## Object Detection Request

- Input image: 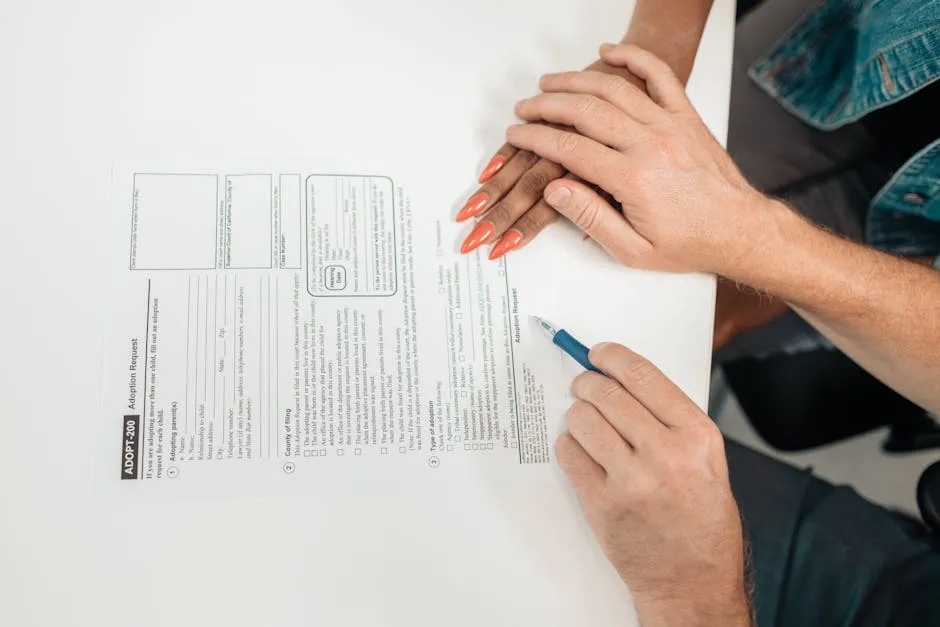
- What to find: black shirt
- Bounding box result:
[863,80,940,164]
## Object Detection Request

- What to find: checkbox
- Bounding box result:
[455,436,461,442]
[337,449,345,456]
[399,446,406,453]
[319,449,327,456]
[511,442,517,448]
[304,450,311,457]
[355,448,362,455]
[381,447,388,454]
[472,443,479,450]
[447,445,453,451]
[460,391,467,398]
[459,355,465,363]
[464,443,471,451]
[455,312,462,320]
[487,443,494,450]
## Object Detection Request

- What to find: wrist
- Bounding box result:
[714,195,798,288]
[622,2,710,83]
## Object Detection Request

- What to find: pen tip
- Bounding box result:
[530,315,557,338]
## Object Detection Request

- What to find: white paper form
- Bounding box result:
[103,163,609,495]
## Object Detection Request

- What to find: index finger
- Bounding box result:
[588,342,703,428]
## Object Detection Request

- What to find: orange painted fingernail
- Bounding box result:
[456,192,489,222]
[582,233,591,241]
[460,221,495,254]
[488,229,524,260]
[478,156,506,184]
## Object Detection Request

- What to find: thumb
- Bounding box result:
[543,179,651,265]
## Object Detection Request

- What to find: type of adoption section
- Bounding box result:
[306,175,397,297]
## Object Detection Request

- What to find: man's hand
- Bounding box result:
[559,342,750,626]
[505,43,767,275]
[454,61,644,259]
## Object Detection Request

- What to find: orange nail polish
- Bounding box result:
[460,221,495,254]
[488,229,524,260]
[456,192,489,222]
[478,156,506,184]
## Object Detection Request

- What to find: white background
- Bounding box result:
[0,0,733,625]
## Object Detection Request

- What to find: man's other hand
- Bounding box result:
[557,342,751,626]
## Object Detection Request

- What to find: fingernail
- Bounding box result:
[478,156,505,184]
[581,233,590,241]
[488,229,524,260]
[460,221,495,254]
[599,43,615,53]
[456,192,489,222]
[546,186,571,208]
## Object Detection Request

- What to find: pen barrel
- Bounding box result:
[553,330,602,374]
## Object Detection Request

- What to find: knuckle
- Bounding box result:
[515,201,559,232]
[572,198,602,231]
[556,132,581,155]
[482,178,505,199]
[518,150,540,169]
[696,420,725,452]
[575,94,598,116]
[482,202,512,227]
[621,359,659,388]
[647,134,675,158]
[594,379,623,404]
[602,74,632,99]
[519,169,551,195]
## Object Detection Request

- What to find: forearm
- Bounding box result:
[621,0,713,83]
[729,200,940,414]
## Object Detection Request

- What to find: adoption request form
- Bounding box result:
[103,164,564,492]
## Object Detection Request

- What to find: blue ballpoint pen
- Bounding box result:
[531,316,603,374]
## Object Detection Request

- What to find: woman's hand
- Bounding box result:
[504,43,768,275]
[560,342,750,626]
[456,61,645,260]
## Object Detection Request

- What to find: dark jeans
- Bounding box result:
[727,439,940,626]
[723,350,927,451]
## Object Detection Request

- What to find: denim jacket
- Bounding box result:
[748,0,940,256]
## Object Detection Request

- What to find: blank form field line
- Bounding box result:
[203,275,209,418]
[195,276,202,451]
[267,275,272,460]
[275,277,279,459]
[259,275,263,460]
[184,276,192,439]
[212,275,219,429]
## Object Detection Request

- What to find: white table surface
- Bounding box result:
[0,1,734,625]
